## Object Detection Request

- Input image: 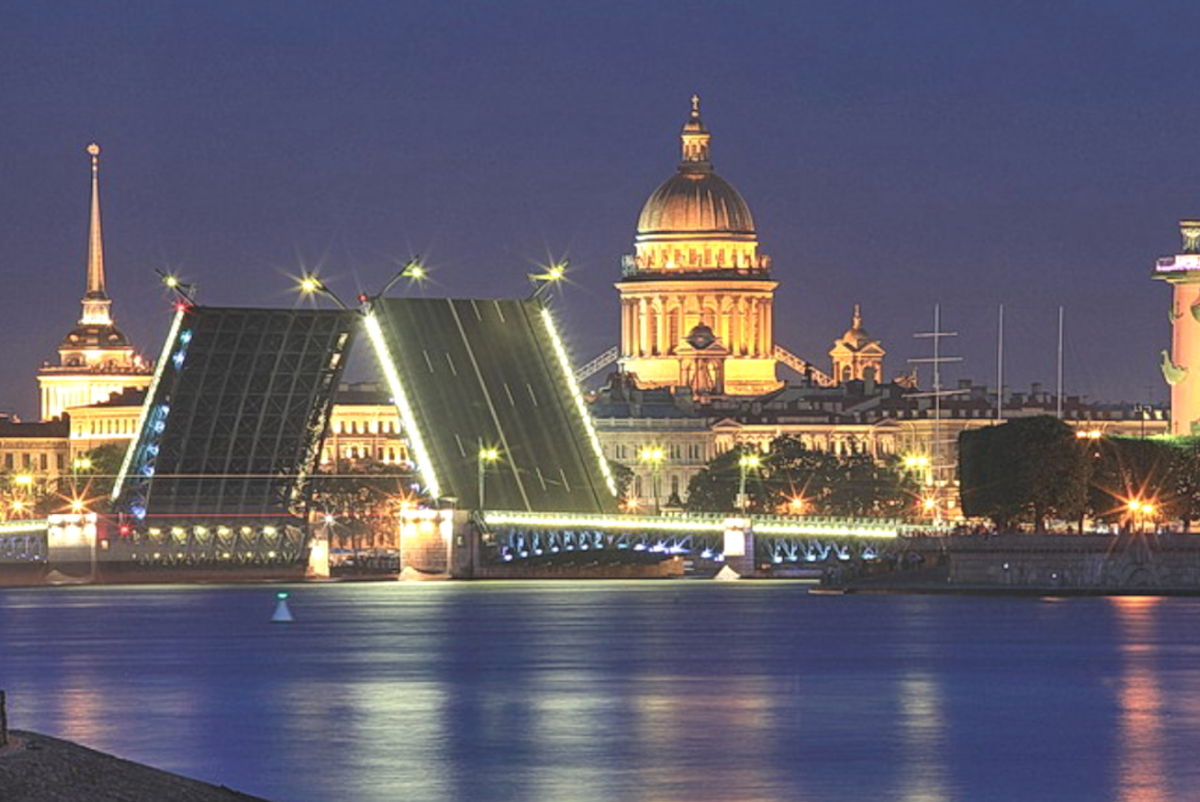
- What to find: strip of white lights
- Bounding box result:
[365,312,441,500]
[483,510,901,538]
[0,519,47,535]
[539,306,619,497]
[755,522,899,539]
[111,306,187,502]
[484,511,725,532]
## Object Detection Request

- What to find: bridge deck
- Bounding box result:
[369,298,616,513]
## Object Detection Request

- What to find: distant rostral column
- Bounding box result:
[37,144,151,420]
[1154,219,1200,435]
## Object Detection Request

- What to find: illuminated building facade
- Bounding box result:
[616,97,781,396]
[1154,219,1200,435]
[38,144,151,421]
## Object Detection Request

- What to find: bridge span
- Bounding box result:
[398,507,946,579]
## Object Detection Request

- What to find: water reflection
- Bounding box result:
[627,675,790,802]
[897,674,948,802]
[1111,596,1167,802]
[6,585,1200,802]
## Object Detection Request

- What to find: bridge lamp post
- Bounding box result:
[299,275,351,311]
[478,446,500,510]
[528,261,567,300]
[737,452,760,512]
[639,447,665,516]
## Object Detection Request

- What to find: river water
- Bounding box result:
[1,581,1198,802]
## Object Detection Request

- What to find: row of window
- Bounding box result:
[608,443,706,462]
[3,452,65,471]
[319,445,408,464]
[632,473,683,499]
[331,419,401,435]
[82,417,138,436]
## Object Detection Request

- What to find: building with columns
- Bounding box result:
[37,144,152,421]
[616,97,781,396]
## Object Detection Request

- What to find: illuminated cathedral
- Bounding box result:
[617,96,783,396]
[614,97,880,396]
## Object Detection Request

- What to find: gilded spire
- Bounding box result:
[80,142,113,326]
[680,94,711,169]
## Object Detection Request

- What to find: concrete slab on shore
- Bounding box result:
[0,731,275,802]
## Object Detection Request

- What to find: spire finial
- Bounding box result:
[80,141,112,326]
[680,95,711,168]
[853,304,862,329]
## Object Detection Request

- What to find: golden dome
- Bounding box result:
[637,172,755,238]
[636,96,756,241]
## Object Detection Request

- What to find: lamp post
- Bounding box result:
[478,444,500,510]
[528,261,567,300]
[639,446,665,516]
[11,474,33,519]
[737,450,760,513]
[299,275,351,310]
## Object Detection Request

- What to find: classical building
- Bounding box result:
[37,144,152,421]
[616,97,782,396]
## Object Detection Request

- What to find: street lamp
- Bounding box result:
[528,261,567,300]
[639,446,665,516]
[737,450,761,512]
[478,445,500,510]
[298,274,351,310]
[374,257,428,300]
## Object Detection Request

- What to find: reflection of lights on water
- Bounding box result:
[1111,596,1168,802]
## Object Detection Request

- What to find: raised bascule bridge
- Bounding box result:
[1,293,923,585]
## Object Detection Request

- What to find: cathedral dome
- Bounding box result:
[635,96,756,242]
[637,171,755,238]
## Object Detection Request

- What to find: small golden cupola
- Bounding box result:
[829,305,886,385]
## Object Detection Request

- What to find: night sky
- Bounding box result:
[3,1,1199,418]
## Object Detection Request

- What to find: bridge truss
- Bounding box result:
[478,510,924,568]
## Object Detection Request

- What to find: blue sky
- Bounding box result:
[2,0,1198,416]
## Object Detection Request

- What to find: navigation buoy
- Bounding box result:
[271,591,294,623]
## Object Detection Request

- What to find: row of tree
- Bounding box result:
[960,415,1200,531]
[684,435,920,517]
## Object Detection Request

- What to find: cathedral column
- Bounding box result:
[764,297,773,354]
[656,296,668,355]
[628,298,638,355]
[638,298,648,357]
[748,298,759,355]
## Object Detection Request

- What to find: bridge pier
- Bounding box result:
[399,508,475,577]
[722,517,756,577]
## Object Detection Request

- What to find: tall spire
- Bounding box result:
[680,94,712,170]
[80,142,112,326]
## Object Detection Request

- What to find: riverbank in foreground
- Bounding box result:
[0,731,274,802]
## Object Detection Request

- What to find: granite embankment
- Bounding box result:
[0,730,275,802]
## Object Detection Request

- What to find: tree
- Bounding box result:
[959,416,1089,531]
[309,458,419,550]
[685,435,917,518]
